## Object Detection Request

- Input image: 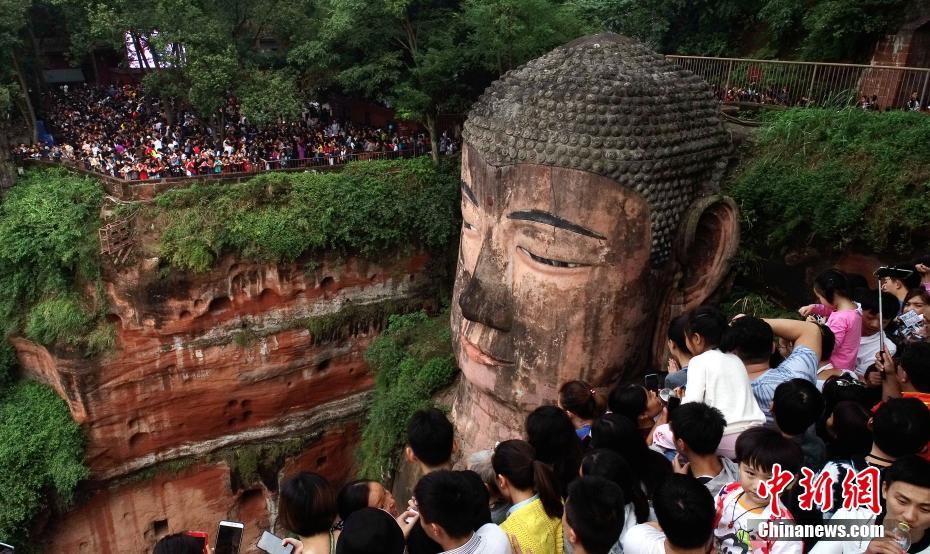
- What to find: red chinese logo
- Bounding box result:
[797,467,835,513]
[841,467,881,514]
[756,463,795,517]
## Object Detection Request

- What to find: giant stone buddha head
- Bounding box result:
[450,33,739,450]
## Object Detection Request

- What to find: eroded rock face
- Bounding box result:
[16,252,437,477]
[41,422,361,554]
[13,250,443,549]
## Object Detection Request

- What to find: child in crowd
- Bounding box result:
[669,402,739,496]
[563,477,626,554]
[713,427,804,554]
[680,307,766,458]
[799,269,862,374]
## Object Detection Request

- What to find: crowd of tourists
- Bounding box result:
[151,257,930,554]
[712,82,930,112]
[10,84,453,181]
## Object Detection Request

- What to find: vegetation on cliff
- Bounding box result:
[154,157,461,272]
[358,310,457,480]
[0,380,88,547]
[726,108,930,273]
[0,168,112,353]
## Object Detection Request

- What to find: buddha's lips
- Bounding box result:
[460,332,513,366]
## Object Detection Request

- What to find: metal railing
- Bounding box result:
[666,55,930,111]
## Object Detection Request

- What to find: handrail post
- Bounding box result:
[808,64,819,102]
[724,60,734,98]
[920,70,930,109]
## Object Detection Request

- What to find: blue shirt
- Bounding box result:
[575,424,591,441]
[751,346,818,424]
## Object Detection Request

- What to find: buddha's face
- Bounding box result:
[451,144,668,410]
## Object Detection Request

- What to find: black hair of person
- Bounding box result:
[492,440,563,519]
[526,405,583,497]
[846,273,870,292]
[652,475,716,549]
[668,313,691,355]
[559,380,608,420]
[337,480,374,521]
[590,413,671,495]
[735,426,804,475]
[685,306,728,348]
[899,342,930,393]
[720,316,774,363]
[580,448,650,523]
[407,408,454,467]
[335,508,406,554]
[823,401,872,459]
[607,384,648,422]
[773,378,825,436]
[278,472,337,537]
[814,269,851,304]
[565,477,626,554]
[669,402,727,455]
[873,398,930,458]
[153,533,206,554]
[413,470,481,540]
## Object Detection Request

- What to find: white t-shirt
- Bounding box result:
[682,350,766,434]
[856,333,896,377]
[714,482,802,554]
[620,523,667,554]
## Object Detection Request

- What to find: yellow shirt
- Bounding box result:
[500,497,564,554]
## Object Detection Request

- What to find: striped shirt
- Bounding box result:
[751,346,818,424]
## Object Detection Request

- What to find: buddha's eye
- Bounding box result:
[463,221,476,231]
[519,246,588,269]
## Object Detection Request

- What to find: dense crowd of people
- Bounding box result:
[149,256,930,554]
[710,81,930,112]
[11,84,453,181]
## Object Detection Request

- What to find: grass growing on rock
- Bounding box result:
[726,108,930,261]
[0,168,110,353]
[357,310,457,481]
[154,157,461,272]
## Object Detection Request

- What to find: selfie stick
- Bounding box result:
[877,277,886,358]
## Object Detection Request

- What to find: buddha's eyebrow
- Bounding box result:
[461,180,478,206]
[507,210,606,240]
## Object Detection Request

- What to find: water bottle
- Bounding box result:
[887,521,911,551]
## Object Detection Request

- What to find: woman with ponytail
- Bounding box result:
[558,380,608,443]
[492,439,564,554]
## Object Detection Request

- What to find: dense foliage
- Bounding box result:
[357,310,457,481]
[0,168,110,351]
[0,381,88,547]
[727,108,930,268]
[155,156,461,272]
[573,0,910,60]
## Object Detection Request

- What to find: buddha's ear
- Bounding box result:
[649,195,740,365]
[674,195,740,312]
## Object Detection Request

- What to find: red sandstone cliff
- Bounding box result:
[14,250,443,551]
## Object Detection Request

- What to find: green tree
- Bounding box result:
[0,381,88,546]
[292,0,586,163]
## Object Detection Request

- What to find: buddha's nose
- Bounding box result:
[458,233,513,333]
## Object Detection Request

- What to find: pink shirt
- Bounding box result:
[812,305,862,371]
